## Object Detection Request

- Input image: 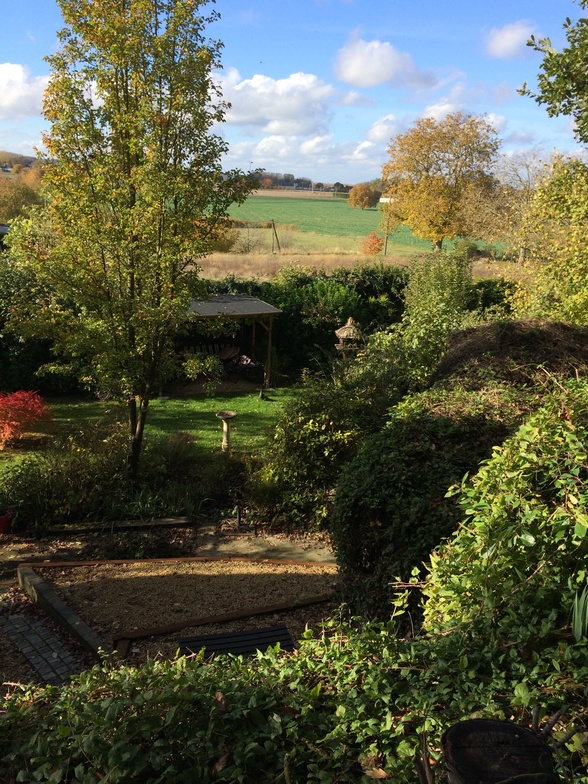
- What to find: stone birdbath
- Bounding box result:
[216,410,237,454]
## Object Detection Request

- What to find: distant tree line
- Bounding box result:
[0,151,37,170]
[255,171,352,192]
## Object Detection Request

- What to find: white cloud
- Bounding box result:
[421,82,488,121]
[345,140,376,162]
[503,130,539,145]
[300,135,335,155]
[338,91,373,107]
[334,35,437,89]
[0,63,48,120]
[217,69,336,136]
[486,112,507,134]
[422,98,460,122]
[366,114,401,144]
[485,21,535,60]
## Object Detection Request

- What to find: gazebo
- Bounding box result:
[188,294,281,386]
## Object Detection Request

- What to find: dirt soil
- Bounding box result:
[0,524,337,691]
[37,558,339,665]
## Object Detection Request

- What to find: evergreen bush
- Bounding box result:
[331,386,525,616]
[423,381,588,639]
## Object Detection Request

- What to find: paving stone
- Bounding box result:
[0,613,84,684]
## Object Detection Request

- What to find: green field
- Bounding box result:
[228,195,432,249]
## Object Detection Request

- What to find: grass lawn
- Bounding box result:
[4,387,295,464]
[147,388,294,454]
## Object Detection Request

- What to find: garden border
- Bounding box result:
[17,555,338,661]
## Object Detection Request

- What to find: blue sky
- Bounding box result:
[0,0,583,183]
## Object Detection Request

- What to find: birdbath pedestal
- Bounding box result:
[216,410,237,453]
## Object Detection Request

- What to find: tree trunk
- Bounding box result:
[434,239,443,252]
[127,397,149,483]
[518,245,527,264]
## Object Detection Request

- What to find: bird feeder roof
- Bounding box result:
[335,317,362,341]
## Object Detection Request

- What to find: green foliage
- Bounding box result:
[2,615,588,783]
[249,373,369,528]
[453,237,479,259]
[182,352,224,395]
[249,252,486,531]
[331,386,525,616]
[0,423,230,533]
[465,277,515,316]
[0,252,82,394]
[522,3,588,146]
[572,584,588,642]
[208,262,409,378]
[400,251,473,387]
[511,157,588,325]
[423,381,588,639]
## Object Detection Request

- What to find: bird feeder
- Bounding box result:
[216,410,237,453]
[335,317,363,360]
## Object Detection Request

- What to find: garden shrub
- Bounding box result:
[0,390,50,449]
[0,253,84,395]
[248,253,491,533]
[400,251,472,388]
[329,261,408,329]
[465,276,516,316]
[452,237,479,258]
[362,231,384,255]
[0,424,230,533]
[331,386,527,617]
[249,372,368,529]
[2,613,588,782]
[423,381,588,639]
[207,263,409,379]
[249,332,409,529]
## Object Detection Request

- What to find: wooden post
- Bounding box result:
[264,315,273,387]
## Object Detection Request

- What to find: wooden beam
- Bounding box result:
[112,592,336,646]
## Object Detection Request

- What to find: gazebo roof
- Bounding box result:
[188,294,281,319]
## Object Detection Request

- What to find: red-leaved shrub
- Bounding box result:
[362,231,384,255]
[0,391,50,449]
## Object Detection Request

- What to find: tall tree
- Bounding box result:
[460,149,551,262]
[511,155,588,325]
[521,3,588,145]
[6,0,254,479]
[514,4,588,323]
[348,182,381,209]
[381,112,500,251]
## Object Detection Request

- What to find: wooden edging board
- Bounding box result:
[113,592,336,658]
[17,556,339,662]
[18,555,336,569]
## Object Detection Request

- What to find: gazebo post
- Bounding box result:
[264,315,273,387]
